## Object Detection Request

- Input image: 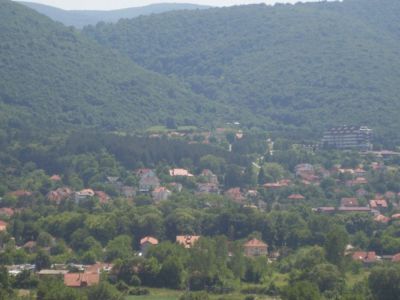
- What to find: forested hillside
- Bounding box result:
[83,0,400,145]
[20,2,210,28]
[0,0,221,132]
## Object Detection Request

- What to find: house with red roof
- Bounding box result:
[243,238,268,257]
[369,199,388,212]
[152,187,171,203]
[47,187,73,204]
[391,213,400,220]
[288,194,305,200]
[64,273,100,287]
[49,174,62,182]
[140,236,159,255]
[94,191,110,204]
[374,214,391,224]
[352,251,378,265]
[176,235,200,249]
[0,220,8,232]
[392,253,400,262]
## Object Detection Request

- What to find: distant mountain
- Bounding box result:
[19,2,210,28]
[83,0,400,145]
[0,1,222,132]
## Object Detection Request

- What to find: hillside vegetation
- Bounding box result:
[20,2,210,28]
[83,0,400,145]
[0,1,221,132]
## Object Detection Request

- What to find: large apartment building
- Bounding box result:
[322,125,372,151]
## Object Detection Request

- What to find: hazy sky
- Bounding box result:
[19,0,319,10]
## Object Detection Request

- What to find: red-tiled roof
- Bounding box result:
[392,253,400,262]
[176,235,200,248]
[50,175,62,181]
[94,191,110,204]
[374,215,391,223]
[370,199,388,209]
[152,187,170,194]
[352,251,377,263]
[244,238,268,248]
[140,236,159,246]
[64,273,99,287]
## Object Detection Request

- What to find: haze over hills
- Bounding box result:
[83,0,400,144]
[19,1,211,28]
[0,0,222,132]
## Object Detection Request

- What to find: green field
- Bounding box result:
[125,288,279,300]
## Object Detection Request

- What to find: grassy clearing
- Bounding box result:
[345,270,370,288]
[125,287,279,300]
[146,126,169,133]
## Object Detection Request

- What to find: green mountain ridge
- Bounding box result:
[83,0,400,144]
[19,2,211,28]
[0,0,222,132]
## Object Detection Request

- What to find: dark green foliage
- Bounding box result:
[282,281,321,300]
[37,279,85,300]
[324,226,349,267]
[86,282,121,300]
[35,250,51,271]
[84,0,400,145]
[369,265,400,300]
[180,291,209,300]
[0,1,222,133]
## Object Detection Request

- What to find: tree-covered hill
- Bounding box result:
[0,0,222,132]
[19,2,210,28]
[83,0,400,144]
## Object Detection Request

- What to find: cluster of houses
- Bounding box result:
[140,234,269,258]
[313,193,400,224]
[349,248,400,266]
[7,262,113,288]
[4,235,269,289]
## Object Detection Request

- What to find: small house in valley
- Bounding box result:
[243,238,268,257]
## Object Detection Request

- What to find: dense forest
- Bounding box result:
[1,0,400,146]
[0,0,223,132]
[83,0,400,145]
